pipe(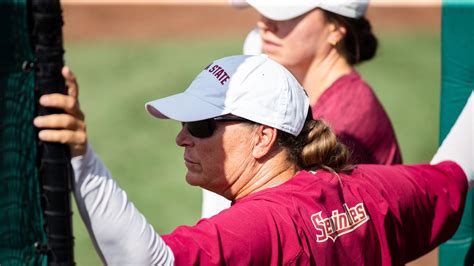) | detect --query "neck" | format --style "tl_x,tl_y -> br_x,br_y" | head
291,49 -> 353,106
229,156 -> 298,200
